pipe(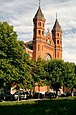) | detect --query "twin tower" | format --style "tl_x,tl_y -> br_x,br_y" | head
25,5 -> 62,61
